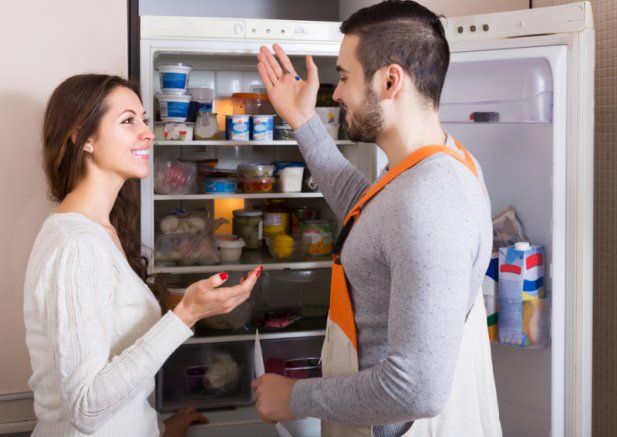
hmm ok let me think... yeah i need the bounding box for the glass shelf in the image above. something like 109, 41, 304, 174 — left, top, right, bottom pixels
153, 247, 332, 274
153, 192, 324, 200
155, 139, 355, 147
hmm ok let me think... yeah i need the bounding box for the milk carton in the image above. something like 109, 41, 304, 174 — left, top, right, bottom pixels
482, 254, 499, 341
498, 242, 550, 347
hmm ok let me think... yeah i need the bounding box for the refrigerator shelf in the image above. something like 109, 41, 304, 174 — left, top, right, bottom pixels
152, 256, 332, 274
154, 139, 356, 147
153, 192, 324, 200
184, 329, 326, 345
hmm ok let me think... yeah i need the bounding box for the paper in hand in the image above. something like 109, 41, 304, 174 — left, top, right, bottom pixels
254, 330, 294, 437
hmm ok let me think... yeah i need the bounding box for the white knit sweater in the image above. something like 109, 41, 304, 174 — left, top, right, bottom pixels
24, 213, 193, 436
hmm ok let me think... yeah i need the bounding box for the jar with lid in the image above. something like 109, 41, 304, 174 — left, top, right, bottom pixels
262, 199, 291, 240
232, 209, 263, 250
232, 93, 274, 115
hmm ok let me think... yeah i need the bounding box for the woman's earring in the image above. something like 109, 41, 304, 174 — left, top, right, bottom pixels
84, 144, 94, 154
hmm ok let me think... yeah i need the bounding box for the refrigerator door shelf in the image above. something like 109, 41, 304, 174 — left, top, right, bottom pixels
440, 57, 553, 124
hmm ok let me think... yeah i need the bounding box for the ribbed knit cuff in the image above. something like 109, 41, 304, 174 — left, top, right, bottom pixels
289, 378, 314, 419
293, 115, 331, 145
143, 311, 193, 362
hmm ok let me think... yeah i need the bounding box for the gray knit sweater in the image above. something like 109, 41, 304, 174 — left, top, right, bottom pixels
288, 116, 493, 437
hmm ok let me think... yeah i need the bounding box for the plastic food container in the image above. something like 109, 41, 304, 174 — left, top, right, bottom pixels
214, 234, 246, 263
225, 115, 250, 140
158, 64, 192, 92
237, 177, 275, 193
274, 123, 294, 141
265, 235, 310, 261
251, 115, 274, 141
301, 220, 335, 256
315, 107, 341, 124
157, 92, 191, 122
232, 93, 274, 115
203, 178, 237, 193
237, 164, 275, 179
199, 167, 236, 178
153, 122, 194, 141
278, 165, 305, 193
187, 87, 214, 122
232, 209, 263, 250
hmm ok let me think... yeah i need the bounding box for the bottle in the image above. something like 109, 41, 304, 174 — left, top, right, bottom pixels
262, 199, 291, 241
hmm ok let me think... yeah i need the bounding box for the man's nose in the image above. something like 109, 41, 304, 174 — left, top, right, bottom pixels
332, 83, 342, 103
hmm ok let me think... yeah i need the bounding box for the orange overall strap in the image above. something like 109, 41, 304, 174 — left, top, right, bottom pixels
345, 139, 478, 224
329, 138, 479, 350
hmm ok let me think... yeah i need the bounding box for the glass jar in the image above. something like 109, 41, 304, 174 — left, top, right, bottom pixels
263, 199, 291, 240
231, 93, 274, 115
232, 209, 263, 250
301, 220, 335, 256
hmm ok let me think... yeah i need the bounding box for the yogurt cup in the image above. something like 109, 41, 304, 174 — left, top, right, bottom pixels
251, 115, 274, 141
225, 115, 250, 141
157, 92, 191, 122
158, 63, 192, 92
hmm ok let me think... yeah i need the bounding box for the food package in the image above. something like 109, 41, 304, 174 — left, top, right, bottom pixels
492, 205, 528, 252
482, 253, 499, 341
498, 242, 550, 347
155, 209, 228, 266
154, 157, 198, 195
200, 350, 241, 393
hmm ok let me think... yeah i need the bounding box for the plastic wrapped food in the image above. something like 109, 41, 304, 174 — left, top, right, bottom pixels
492, 205, 528, 252
155, 209, 227, 265
154, 158, 197, 194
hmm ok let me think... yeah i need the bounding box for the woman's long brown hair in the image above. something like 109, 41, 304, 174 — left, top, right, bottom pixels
42, 74, 157, 297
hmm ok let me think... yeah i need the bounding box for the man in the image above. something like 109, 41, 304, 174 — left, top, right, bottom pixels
252, 1, 501, 436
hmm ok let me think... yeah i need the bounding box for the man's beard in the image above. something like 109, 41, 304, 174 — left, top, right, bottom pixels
345, 85, 384, 143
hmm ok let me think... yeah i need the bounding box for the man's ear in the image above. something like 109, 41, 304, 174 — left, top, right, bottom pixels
383, 64, 404, 98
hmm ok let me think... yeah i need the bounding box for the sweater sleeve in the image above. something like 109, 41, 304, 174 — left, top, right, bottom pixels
289, 159, 483, 425
293, 116, 370, 221
47, 236, 192, 434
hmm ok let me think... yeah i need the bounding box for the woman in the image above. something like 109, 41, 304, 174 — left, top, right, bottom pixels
23, 74, 262, 436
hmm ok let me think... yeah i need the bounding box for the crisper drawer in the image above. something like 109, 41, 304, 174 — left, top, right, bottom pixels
261, 336, 325, 378
157, 341, 254, 412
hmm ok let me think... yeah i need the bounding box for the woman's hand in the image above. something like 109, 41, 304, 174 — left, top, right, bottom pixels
162, 406, 209, 437
173, 265, 262, 328
257, 44, 319, 129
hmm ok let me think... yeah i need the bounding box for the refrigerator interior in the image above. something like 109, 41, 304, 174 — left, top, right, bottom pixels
440, 47, 566, 437
147, 51, 374, 241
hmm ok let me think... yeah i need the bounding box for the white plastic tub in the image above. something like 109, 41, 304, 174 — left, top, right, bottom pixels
159, 63, 192, 92
157, 93, 191, 122
278, 166, 305, 192
215, 235, 246, 263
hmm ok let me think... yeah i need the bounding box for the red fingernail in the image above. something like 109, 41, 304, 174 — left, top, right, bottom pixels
219, 272, 228, 281
256, 266, 263, 277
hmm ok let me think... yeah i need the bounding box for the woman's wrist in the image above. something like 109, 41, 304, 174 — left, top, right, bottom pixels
173, 301, 197, 328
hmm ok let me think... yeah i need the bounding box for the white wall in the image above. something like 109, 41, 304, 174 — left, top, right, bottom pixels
0, 0, 127, 426
340, 0, 529, 20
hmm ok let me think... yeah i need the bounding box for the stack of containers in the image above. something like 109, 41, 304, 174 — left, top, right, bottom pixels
156, 64, 193, 139
226, 93, 275, 141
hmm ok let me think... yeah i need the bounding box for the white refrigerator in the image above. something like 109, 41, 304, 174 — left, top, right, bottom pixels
139, 2, 594, 436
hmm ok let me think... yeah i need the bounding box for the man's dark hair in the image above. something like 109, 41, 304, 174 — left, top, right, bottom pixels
340, 0, 450, 108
